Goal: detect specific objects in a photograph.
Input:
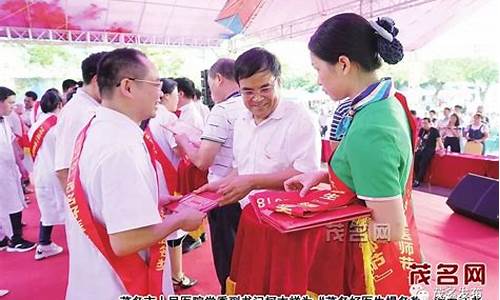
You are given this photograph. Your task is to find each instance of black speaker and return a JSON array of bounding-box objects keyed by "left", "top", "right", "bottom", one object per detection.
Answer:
[
  {"left": 446, "top": 173, "right": 499, "bottom": 227},
  {"left": 200, "top": 69, "right": 214, "bottom": 109}
]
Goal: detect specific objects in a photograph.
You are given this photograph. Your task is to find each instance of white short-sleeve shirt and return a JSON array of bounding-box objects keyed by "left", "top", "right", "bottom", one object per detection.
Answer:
[
  {"left": 201, "top": 95, "right": 246, "bottom": 182},
  {"left": 233, "top": 99, "right": 321, "bottom": 207},
  {"left": 179, "top": 101, "right": 205, "bottom": 131},
  {"left": 6, "top": 112, "right": 23, "bottom": 137},
  {"left": 54, "top": 89, "right": 99, "bottom": 172},
  {"left": 65, "top": 106, "right": 166, "bottom": 299}
]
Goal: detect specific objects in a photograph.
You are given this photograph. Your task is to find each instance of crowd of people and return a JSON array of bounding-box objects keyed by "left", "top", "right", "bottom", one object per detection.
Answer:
[
  {"left": 322, "top": 90, "right": 492, "bottom": 188},
  {"left": 409, "top": 105, "right": 491, "bottom": 187},
  {"left": 0, "top": 12, "right": 456, "bottom": 298}
]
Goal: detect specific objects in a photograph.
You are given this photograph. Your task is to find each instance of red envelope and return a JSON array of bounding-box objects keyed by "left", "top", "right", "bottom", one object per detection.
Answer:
[{"left": 164, "top": 192, "right": 221, "bottom": 213}]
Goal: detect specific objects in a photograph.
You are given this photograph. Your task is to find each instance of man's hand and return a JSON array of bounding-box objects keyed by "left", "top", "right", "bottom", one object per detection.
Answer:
[
  {"left": 217, "top": 175, "right": 255, "bottom": 206},
  {"left": 193, "top": 181, "right": 220, "bottom": 194},
  {"left": 158, "top": 194, "right": 183, "bottom": 206},
  {"left": 175, "top": 207, "right": 206, "bottom": 232}
]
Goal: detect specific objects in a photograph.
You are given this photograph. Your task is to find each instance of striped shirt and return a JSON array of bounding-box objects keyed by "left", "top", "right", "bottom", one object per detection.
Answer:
[
  {"left": 201, "top": 94, "right": 246, "bottom": 182},
  {"left": 329, "top": 99, "right": 352, "bottom": 141}
]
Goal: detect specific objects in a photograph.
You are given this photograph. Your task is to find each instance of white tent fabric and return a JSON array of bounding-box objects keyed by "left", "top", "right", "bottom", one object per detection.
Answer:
[{"left": 0, "top": 0, "right": 491, "bottom": 50}]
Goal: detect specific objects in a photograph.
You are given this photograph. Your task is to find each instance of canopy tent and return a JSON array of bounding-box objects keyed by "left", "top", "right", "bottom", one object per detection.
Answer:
[{"left": 0, "top": 0, "right": 490, "bottom": 50}]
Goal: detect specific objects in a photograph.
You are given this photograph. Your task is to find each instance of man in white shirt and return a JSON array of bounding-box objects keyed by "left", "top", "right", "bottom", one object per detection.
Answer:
[
  {"left": 174, "top": 77, "right": 205, "bottom": 131},
  {"left": 22, "top": 91, "right": 38, "bottom": 128},
  {"left": 201, "top": 48, "right": 320, "bottom": 294},
  {"left": 175, "top": 58, "right": 247, "bottom": 293},
  {"left": 64, "top": 48, "right": 205, "bottom": 299},
  {"left": 61, "top": 79, "right": 78, "bottom": 105},
  {"left": 0, "top": 87, "right": 36, "bottom": 252},
  {"left": 54, "top": 51, "right": 107, "bottom": 190},
  {"left": 197, "top": 48, "right": 321, "bottom": 215}
]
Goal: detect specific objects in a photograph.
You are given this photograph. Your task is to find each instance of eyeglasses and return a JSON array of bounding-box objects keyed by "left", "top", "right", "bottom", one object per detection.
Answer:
[
  {"left": 116, "top": 77, "right": 162, "bottom": 88},
  {"left": 240, "top": 79, "right": 277, "bottom": 99}
]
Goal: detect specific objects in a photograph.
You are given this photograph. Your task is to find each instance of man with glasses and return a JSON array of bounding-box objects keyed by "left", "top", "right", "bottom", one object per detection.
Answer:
[
  {"left": 64, "top": 48, "right": 205, "bottom": 299},
  {"left": 54, "top": 51, "right": 108, "bottom": 191},
  {"left": 199, "top": 48, "right": 320, "bottom": 204},
  {"left": 196, "top": 48, "right": 321, "bottom": 281}
]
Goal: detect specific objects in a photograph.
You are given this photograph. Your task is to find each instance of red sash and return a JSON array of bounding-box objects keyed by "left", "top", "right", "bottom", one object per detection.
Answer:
[
  {"left": 143, "top": 126, "right": 178, "bottom": 195},
  {"left": 326, "top": 92, "right": 422, "bottom": 295},
  {"left": 30, "top": 115, "right": 57, "bottom": 160},
  {"left": 33, "top": 101, "right": 41, "bottom": 122},
  {"left": 66, "top": 117, "right": 165, "bottom": 296}
]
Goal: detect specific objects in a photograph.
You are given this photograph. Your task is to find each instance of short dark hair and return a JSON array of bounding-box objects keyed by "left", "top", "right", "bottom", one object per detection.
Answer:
[
  {"left": 82, "top": 51, "right": 108, "bottom": 85},
  {"left": 209, "top": 58, "right": 236, "bottom": 81},
  {"left": 97, "top": 48, "right": 148, "bottom": 97},
  {"left": 454, "top": 105, "right": 463, "bottom": 110},
  {"left": 174, "top": 77, "right": 196, "bottom": 99},
  {"left": 308, "top": 13, "right": 403, "bottom": 72},
  {"left": 449, "top": 113, "right": 460, "bottom": 127},
  {"left": 40, "top": 90, "right": 62, "bottom": 113},
  {"left": 429, "top": 110, "right": 436, "bottom": 114},
  {"left": 62, "top": 79, "right": 78, "bottom": 92},
  {"left": 25, "top": 91, "right": 38, "bottom": 100},
  {"left": 422, "top": 117, "right": 431, "bottom": 123},
  {"left": 444, "top": 107, "right": 451, "bottom": 111},
  {"left": 161, "top": 78, "right": 177, "bottom": 95},
  {"left": 234, "top": 47, "right": 281, "bottom": 84},
  {"left": 0, "top": 86, "right": 16, "bottom": 102}
]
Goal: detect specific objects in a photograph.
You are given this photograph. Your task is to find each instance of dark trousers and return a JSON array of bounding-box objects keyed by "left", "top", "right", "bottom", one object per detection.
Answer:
[
  {"left": 9, "top": 211, "right": 23, "bottom": 243},
  {"left": 414, "top": 149, "right": 435, "bottom": 182},
  {"left": 208, "top": 203, "right": 242, "bottom": 294},
  {"left": 39, "top": 222, "right": 53, "bottom": 246},
  {"left": 444, "top": 137, "right": 461, "bottom": 153}
]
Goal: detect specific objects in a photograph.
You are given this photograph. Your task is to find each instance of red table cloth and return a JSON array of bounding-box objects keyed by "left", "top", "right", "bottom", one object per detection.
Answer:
[
  {"left": 227, "top": 206, "right": 368, "bottom": 295},
  {"left": 426, "top": 153, "right": 499, "bottom": 188}
]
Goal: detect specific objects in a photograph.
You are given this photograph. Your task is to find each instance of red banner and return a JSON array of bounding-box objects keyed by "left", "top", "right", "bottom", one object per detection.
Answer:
[{"left": 143, "top": 126, "right": 178, "bottom": 195}]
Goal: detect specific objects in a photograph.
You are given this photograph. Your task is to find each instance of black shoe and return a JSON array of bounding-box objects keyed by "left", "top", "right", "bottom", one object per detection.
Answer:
[
  {"left": 7, "top": 239, "right": 37, "bottom": 253},
  {"left": 0, "top": 237, "right": 9, "bottom": 251},
  {"left": 412, "top": 180, "right": 421, "bottom": 188}
]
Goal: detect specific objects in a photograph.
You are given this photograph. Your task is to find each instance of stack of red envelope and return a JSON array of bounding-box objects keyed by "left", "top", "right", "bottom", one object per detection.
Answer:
[{"left": 249, "top": 190, "right": 372, "bottom": 233}]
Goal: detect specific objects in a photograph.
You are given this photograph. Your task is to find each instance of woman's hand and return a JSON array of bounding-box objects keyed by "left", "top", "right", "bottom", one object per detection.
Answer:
[{"left": 284, "top": 170, "right": 329, "bottom": 197}]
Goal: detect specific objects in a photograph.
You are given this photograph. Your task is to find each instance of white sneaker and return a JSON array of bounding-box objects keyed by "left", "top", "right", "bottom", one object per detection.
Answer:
[
  {"left": 0, "top": 290, "right": 9, "bottom": 297},
  {"left": 34, "top": 242, "right": 63, "bottom": 260}
]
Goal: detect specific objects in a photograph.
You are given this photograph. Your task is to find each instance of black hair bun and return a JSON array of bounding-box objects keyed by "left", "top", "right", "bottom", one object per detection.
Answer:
[{"left": 374, "top": 17, "right": 404, "bottom": 65}]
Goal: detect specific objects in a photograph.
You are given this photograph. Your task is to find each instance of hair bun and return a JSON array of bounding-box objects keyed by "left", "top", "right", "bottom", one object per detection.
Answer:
[{"left": 371, "top": 17, "right": 404, "bottom": 64}]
